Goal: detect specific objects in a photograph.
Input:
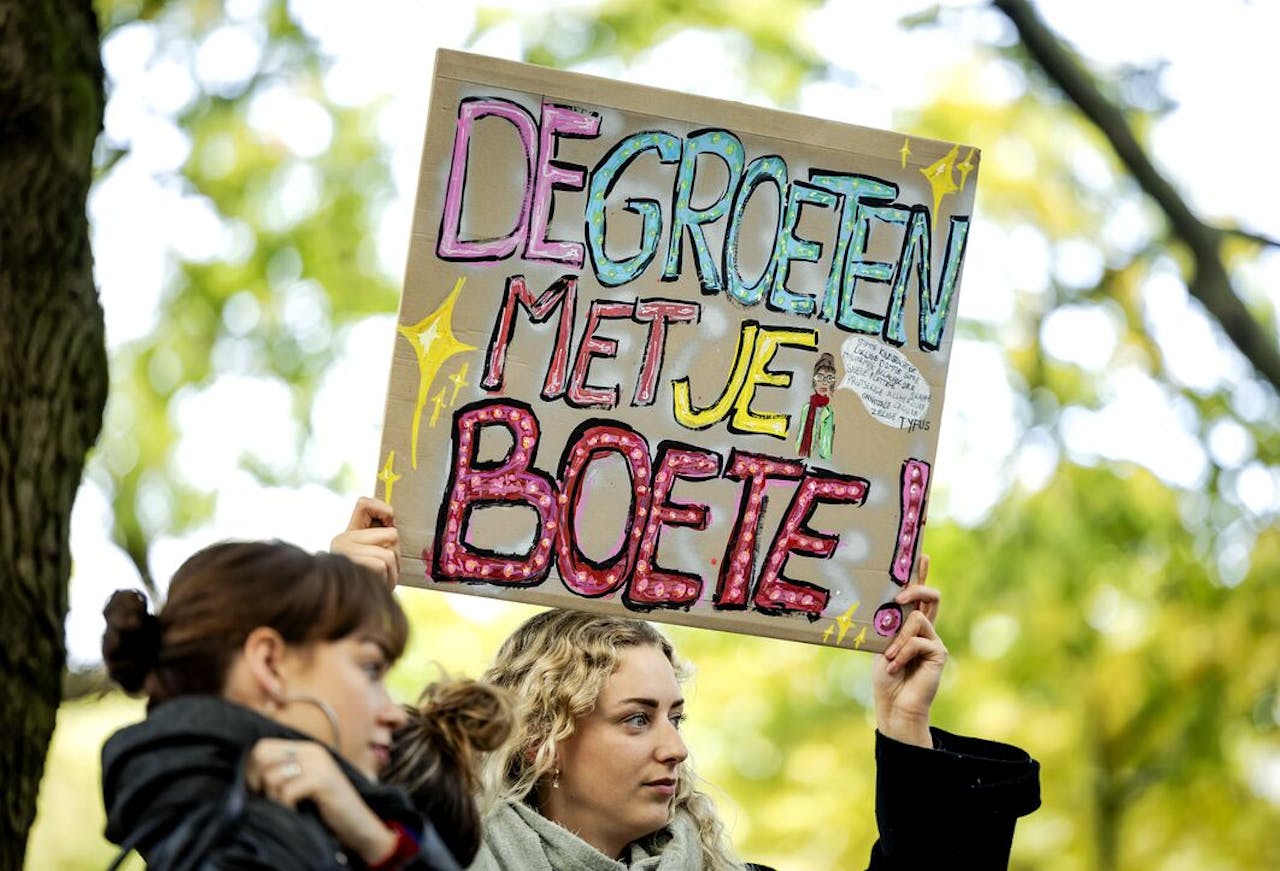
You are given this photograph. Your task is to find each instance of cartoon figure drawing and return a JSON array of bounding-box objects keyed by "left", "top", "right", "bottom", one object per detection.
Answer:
[{"left": 798, "top": 351, "right": 837, "bottom": 460}]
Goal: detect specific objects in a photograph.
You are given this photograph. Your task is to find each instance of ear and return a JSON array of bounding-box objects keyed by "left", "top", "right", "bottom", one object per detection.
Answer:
[
  {"left": 241, "top": 626, "right": 290, "bottom": 705},
  {"left": 526, "top": 742, "right": 558, "bottom": 768}
]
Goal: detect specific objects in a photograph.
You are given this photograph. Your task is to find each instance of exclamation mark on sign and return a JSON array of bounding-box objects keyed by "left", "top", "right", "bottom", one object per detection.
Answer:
[{"left": 890, "top": 459, "right": 930, "bottom": 586}]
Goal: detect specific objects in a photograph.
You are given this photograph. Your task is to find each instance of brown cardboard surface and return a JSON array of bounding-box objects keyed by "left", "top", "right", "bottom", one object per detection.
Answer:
[{"left": 377, "top": 50, "right": 980, "bottom": 652}]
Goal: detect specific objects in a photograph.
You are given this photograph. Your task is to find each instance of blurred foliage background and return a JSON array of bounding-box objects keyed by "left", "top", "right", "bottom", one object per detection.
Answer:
[{"left": 29, "top": 0, "right": 1279, "bottom": 869}]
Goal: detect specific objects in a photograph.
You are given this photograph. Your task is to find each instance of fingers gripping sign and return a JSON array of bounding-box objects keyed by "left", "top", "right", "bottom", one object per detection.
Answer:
[
  {"left": 896, "top": 552, "right": 939, "bottom": 624},
  {"left": 331, "top": 497, "right": 401, "bottom": 588},
  {"left": 873, "top": 554, "right": 947, "bottom": 748}
]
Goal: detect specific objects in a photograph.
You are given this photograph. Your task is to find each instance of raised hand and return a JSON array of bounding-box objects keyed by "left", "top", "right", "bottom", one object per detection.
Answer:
[
  {"left": 330, "top": 496, "right": 400, "bottom": 588},
  {"left": 872, "top": 554, "right": 946, "bottom": 748}
]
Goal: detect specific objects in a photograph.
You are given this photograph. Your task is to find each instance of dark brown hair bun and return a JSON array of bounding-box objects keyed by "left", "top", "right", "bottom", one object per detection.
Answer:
[
  {"left": 417, "top": 677, "right": 516, "bottom": 762},
  {"left": 385, "top": 677, "right": 516, "bottom": 865},
  {"left": 102, "top": 589, "right": 161, "bottom": 694}
]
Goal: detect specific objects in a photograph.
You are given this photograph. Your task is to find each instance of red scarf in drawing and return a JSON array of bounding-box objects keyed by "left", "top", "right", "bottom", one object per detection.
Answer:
[{"left": 798, "top": 393, "right": 830, "bottom": 457}]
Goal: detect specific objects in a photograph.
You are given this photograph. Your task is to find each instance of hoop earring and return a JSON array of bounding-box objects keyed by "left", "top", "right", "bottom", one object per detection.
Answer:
[{"left": 280, "top": 692, "right": 343, "bottom": 751}]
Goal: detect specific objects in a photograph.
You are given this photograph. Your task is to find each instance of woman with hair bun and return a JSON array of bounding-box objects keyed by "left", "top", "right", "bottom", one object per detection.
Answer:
[{"left": 99, "top": 539, "right": 461, "bottom": 870}]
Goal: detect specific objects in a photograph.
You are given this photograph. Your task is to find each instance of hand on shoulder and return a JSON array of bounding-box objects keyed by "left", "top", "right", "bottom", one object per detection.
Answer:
[{"left": 248, "top": 738, "right": 399, "bottom": 866}]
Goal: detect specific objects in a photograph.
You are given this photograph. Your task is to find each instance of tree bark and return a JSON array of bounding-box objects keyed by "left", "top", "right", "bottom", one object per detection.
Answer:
[{"left": 0, "top": 1, "right": 107, "bottom": 867}]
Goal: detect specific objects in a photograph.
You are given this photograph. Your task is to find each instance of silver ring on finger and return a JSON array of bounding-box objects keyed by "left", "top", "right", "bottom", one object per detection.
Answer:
[{"left": 281, "top": 748, "right": 302, "bottom": 780}]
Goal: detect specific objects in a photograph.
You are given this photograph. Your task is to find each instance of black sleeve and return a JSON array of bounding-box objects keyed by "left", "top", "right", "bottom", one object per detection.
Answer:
[
  {"left": 865, "top": 728, "right": 1041, "bottom": 871},
  {"left": 152, "top": 796, "right": 337, "bottom": 871}
]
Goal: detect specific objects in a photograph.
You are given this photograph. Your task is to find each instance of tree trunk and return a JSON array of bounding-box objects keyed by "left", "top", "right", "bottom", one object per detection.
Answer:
[{"left": 0, "top": 1, "right": 106, "bottom": 867}]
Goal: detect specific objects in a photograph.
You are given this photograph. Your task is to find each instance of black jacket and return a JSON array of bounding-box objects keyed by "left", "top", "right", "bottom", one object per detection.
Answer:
[
  {"left": 101, "top": 695, "right": 458, "bottom": 871},
  {"left": 867, "top": 728, "right": 1041, "bottom": 870}
]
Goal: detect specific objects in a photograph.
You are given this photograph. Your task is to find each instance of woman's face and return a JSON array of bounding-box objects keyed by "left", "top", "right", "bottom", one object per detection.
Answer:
[
  {"left": 814, "top": 367, "right": 836, "bottom": 396},
  {"left": 278, "top": 633, "right": 406, "bottom": 779},
  {"left": 543, "top": 643, "right": 689, "bottom": 859}
]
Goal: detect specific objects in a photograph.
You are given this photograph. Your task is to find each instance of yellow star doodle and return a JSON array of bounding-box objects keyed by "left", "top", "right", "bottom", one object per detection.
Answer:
[
  {"left": 428, "top": 386, "right": 448, "bottom": 429},
  {"left": 447, "top": 362, "right": 470, "bottom": 405},
  {"left": 920, "top": 144, "right": 960, "bottom": 235},
  {"left": 834, "top": 602, "right": 860, "bottom": 645},
  {"left": 378, "top": 450, "right": 401, "bottom": 504},
  {"left": 956, "top": 147, "right": 977, "bottom": 192},
  {"left": 397, "top": 276, "right": 476, "bottom": 469}
]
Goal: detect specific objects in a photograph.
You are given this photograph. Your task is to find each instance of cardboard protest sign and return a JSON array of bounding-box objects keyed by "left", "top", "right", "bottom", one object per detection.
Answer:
[{"left": 377, "top": 50, "right": 979, "bottom": 652}]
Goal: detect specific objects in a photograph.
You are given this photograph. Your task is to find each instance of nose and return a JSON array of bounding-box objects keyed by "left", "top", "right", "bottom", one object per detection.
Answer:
[
  {"left": 378, "top": 686, "right": 408, "bottom": 729},
  {"left": 657, "top": 718, "right": 688, "bottom": 766}
]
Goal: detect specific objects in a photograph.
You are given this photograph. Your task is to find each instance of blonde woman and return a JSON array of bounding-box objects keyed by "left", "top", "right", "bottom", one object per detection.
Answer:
[{"left": 467, "top": 577, "right": 1038, "bottom": 869}]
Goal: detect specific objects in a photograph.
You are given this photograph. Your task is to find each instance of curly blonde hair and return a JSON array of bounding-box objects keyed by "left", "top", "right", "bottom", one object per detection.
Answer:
[{"left": 481, "top": 609, "right": 741, "bottom": 871}]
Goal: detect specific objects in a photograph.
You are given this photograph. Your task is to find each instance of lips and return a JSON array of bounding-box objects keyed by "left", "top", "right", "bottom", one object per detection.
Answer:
[
  {"left": 644, "top": 778, "right": 676, "bottom": 796},
  {"left": 370, "top": 743, "right": 391, "bottom": 771}
]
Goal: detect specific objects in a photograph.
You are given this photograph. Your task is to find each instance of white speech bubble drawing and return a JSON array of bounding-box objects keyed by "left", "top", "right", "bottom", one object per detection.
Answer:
[{"left": 839, "top": 336, "right": 931, "bottom": 428}]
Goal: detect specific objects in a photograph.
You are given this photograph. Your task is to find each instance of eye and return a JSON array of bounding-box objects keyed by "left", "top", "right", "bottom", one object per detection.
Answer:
[
  {"left": 623, "top": 711, "right": 651, "bottom": 729},
  {"left": 361, "top": 660, "right": 388, "bottom": 680},
  {"left": 669, "top": 712, "right": 686, "bottom": 730}
]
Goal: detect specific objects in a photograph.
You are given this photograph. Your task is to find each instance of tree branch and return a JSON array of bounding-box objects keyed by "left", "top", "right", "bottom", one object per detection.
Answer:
[
  {"left": 1224, "top": 227, "right": 1280, "bottom": 249},
  {"left": 992, "top": 0, "right": 1280, "bottom": 392}
]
